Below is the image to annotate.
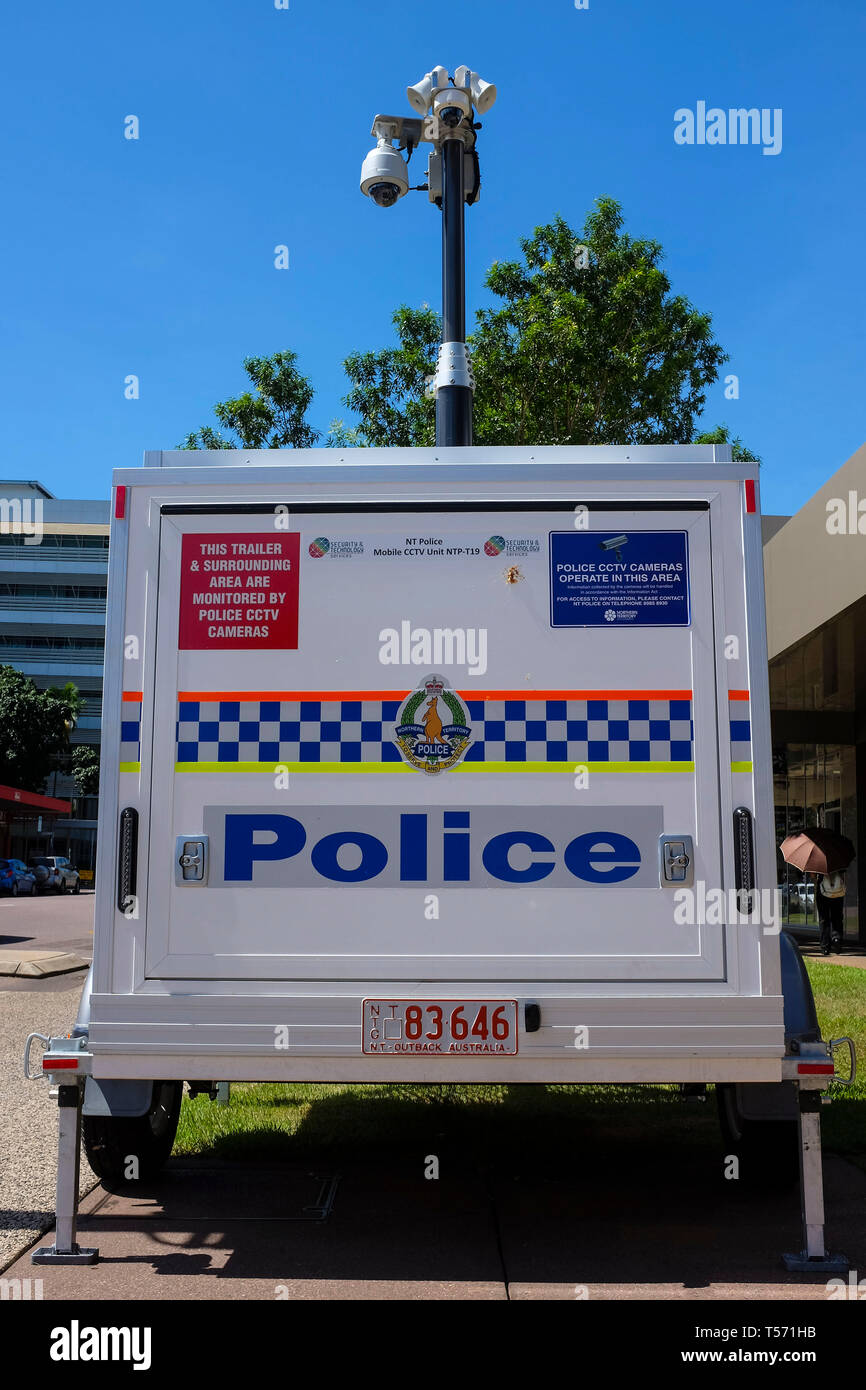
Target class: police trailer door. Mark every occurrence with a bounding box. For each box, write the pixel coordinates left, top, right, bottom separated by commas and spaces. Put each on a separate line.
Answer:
134, 464, 740, 991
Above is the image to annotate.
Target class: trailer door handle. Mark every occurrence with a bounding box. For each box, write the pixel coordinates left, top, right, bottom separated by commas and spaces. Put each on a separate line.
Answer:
659, 835, 694, 887
175, 836, 209, 884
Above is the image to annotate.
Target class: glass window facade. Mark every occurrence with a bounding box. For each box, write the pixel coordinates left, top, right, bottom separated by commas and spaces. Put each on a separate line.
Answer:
773, 742, 858, 938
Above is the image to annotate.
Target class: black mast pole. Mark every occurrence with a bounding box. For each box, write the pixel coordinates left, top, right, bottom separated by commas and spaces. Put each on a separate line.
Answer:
435, 136, 473, 447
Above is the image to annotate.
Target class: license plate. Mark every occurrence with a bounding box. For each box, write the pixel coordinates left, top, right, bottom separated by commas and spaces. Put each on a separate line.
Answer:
362, 999, 518, 1056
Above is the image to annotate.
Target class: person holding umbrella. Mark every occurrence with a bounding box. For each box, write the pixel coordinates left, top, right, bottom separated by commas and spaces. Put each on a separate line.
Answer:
779, 828, 855, 956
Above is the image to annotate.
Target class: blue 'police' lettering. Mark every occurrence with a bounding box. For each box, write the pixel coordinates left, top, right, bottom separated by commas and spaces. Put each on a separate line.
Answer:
310, 831, 389, 882
482, 831, 556, 883
224, 813, 306, 881
563, 832, 641, 884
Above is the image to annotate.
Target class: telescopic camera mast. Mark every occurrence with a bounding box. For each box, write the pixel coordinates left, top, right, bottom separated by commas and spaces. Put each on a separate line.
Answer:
359, 65, 497, 447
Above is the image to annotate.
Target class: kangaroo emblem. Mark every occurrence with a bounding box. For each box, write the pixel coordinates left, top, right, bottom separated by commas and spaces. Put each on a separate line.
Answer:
394, 674, 472, 775
423, 697, 443, 743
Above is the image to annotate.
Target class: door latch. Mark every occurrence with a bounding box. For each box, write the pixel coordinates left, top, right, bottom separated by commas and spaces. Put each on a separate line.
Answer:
659, 835, 694, 887
175, 836, 209, 884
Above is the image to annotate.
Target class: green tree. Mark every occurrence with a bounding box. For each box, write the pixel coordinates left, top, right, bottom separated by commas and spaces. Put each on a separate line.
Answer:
0, 668, 83, 792
338, 306, 439, 448
337, 199, 758, 456
71, 744, 100, 797
694, 423, 761, 464
182, 351, 320, 450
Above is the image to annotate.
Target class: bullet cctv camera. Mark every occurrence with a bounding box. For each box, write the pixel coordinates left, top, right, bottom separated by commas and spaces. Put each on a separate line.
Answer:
600, 534, 629, 562
360, 139, 409, 207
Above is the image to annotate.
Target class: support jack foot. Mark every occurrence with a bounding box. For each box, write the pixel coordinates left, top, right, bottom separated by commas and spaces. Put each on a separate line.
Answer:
32, 1243, 99, 1265
782, 1250, 848, 1275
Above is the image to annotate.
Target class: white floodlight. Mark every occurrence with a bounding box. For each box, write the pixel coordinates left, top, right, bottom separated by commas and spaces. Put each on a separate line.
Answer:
407, 65, 449, 116
455, 66, 497, 114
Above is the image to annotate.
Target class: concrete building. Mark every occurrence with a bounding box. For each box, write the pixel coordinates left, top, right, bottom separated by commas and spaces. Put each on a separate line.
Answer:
764, 441, 866, 945
0, 480, 109, 872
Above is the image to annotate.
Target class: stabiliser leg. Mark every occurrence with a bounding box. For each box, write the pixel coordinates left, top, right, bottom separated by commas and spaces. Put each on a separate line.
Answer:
782, 1089, 847, 1274
32, 1080, 98, 1265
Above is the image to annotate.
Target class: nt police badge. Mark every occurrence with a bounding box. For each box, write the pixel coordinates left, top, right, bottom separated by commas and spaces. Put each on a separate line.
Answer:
395, 674, 472, 775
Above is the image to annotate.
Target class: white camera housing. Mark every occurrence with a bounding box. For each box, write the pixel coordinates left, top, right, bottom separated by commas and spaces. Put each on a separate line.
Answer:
432, 87, 472, 126
360, 139, 409, 207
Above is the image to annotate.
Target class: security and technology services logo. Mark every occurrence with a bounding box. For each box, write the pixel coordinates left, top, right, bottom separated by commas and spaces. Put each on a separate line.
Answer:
394, 674, 472, 775
308, 537, 330, 558
484, 535, 505, 556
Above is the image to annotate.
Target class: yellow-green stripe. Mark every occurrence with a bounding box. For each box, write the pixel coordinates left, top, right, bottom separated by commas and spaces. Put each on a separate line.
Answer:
173, 760, 696, 775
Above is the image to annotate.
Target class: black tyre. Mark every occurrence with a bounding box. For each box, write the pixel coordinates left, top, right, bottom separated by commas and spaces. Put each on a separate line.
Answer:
83, 1081, 183, 1186
716, 1084, 799, 1187
11, 882, 18, 898
73, 879, 81, 894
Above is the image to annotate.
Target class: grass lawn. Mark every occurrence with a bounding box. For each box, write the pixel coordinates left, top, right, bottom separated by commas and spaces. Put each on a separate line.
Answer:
174, 960, 865, 1170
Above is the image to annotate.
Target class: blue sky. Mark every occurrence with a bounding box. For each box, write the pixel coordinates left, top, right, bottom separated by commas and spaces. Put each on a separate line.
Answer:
3, 0, 864, 514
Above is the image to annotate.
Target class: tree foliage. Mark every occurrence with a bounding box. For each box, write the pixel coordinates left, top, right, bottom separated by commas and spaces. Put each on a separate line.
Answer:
694, 423, 761, 463
338, 306, 439, 448
337, 199, 755, 454
0, 667, 83, 793
181, 200, 760, 459
71, 744, 101, 797
181, 352, 320, 450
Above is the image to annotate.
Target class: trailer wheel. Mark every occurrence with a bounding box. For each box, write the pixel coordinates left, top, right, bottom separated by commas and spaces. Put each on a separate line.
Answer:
82, 1081, 183, 1187
716, 1084, 799, 1187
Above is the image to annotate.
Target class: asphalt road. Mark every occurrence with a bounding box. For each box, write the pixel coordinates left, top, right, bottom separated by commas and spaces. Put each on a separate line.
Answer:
0, 888, 94, 993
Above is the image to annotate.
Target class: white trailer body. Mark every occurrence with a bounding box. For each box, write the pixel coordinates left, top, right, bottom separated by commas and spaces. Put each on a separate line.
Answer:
85, 444, 785, 1083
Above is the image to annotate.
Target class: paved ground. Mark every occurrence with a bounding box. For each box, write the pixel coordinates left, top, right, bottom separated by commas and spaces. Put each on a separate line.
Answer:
0, 896, 95, 1265
1, 896, 863, 1298
0, 981, 96, 1270
3, 1148, 864, 1300
0, 890, 93, 993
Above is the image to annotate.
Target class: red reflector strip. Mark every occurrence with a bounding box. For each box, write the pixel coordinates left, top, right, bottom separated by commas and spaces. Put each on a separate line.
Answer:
797, 1064, 834, 1074
43, 1058, 78, 1070
744, 479, 756, 513
115, 485, 127, 519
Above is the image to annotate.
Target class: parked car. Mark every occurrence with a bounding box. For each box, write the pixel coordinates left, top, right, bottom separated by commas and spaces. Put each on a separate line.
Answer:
28, 855, 81, 894
0, 859, 37, 896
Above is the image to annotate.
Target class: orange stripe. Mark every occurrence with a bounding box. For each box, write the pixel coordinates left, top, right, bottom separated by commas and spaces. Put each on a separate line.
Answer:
122, 691, 142, 702
457, 690, 692, 702
728, 690, 750, 701
177, 688, 694, 702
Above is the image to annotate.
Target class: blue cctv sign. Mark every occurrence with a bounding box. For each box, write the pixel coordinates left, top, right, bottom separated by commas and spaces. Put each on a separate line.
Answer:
550, 530, 690, 627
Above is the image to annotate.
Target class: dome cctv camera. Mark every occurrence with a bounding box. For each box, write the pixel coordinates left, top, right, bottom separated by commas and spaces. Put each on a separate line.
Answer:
439, 106, 465, 129
360, 139, 409, 207
369, 182, 401, 208
432, 86, 471, 129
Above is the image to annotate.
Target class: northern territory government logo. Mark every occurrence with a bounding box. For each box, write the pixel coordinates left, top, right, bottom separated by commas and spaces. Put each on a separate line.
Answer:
394, 674, 472, 775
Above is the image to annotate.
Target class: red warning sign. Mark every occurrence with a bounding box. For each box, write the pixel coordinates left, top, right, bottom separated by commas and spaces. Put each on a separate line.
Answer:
178, 532, 300, 650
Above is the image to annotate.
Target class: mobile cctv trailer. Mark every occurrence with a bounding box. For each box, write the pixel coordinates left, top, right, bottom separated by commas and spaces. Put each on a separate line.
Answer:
28, 444, 855, 1270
